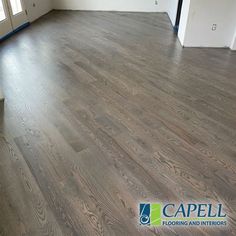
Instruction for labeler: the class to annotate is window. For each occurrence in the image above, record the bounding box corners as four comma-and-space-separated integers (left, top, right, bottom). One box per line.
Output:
0, 0, 6, 21
9, 0, 22, 15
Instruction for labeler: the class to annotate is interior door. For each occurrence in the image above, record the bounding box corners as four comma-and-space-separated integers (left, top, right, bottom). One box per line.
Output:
0, 0, 12, 38
7, 0, 28, 29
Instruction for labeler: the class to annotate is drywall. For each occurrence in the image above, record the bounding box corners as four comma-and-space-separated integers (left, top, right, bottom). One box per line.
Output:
167, 0, 179, 25
53, 0, 167, 12
231, 38, 236, 50
231, 31, 236, 50
230, 3, 236, 50
178, 0, 236, 48
24, 0, 52, 22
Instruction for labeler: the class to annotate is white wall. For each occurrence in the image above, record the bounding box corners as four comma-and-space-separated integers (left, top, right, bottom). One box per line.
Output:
24, 0, 52, 22
178, 0, 236, 48
231, 31, 236, 50
53, 0, 167, 12
230, 2, 236, 50
167, 0, 179, 25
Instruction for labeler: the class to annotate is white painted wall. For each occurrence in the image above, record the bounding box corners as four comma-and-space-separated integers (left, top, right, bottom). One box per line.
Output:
167, 0, 179, 25
24, 0, 52, 22
178, 0, 236, 49
52, 0, 167, 12
230, 2, 236, 50
231, 31, 236, 50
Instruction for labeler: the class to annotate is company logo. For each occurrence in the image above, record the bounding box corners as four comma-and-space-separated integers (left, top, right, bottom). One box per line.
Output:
139, 203, 227, 227
140, 203, 162, 226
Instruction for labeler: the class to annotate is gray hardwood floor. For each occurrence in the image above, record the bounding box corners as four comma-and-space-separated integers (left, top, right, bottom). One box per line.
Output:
0, 10, 236, 236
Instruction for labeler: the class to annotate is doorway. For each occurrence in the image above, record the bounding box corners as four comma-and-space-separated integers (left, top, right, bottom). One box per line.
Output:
174, 0, 183, 33
0, 0, 29, 40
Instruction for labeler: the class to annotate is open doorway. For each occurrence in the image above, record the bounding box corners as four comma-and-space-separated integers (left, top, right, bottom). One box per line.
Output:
174, 0, 183, 33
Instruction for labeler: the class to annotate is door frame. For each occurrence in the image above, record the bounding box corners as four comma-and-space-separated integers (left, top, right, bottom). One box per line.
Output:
174, 0, 183, 33
0, 0, 29, 41
7, 0, 28, 29
0, 0, 12, 38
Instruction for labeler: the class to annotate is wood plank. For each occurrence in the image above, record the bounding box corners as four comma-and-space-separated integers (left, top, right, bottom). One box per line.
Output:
0, 10, 235, 236
0, 136, 64, 236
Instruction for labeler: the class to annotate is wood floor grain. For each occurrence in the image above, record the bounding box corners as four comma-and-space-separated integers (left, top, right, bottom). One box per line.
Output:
0, 10, 236, 236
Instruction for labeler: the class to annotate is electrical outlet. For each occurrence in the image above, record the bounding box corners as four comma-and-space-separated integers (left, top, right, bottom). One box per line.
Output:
212, 24, 217, 31
155, 0, 158, 5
